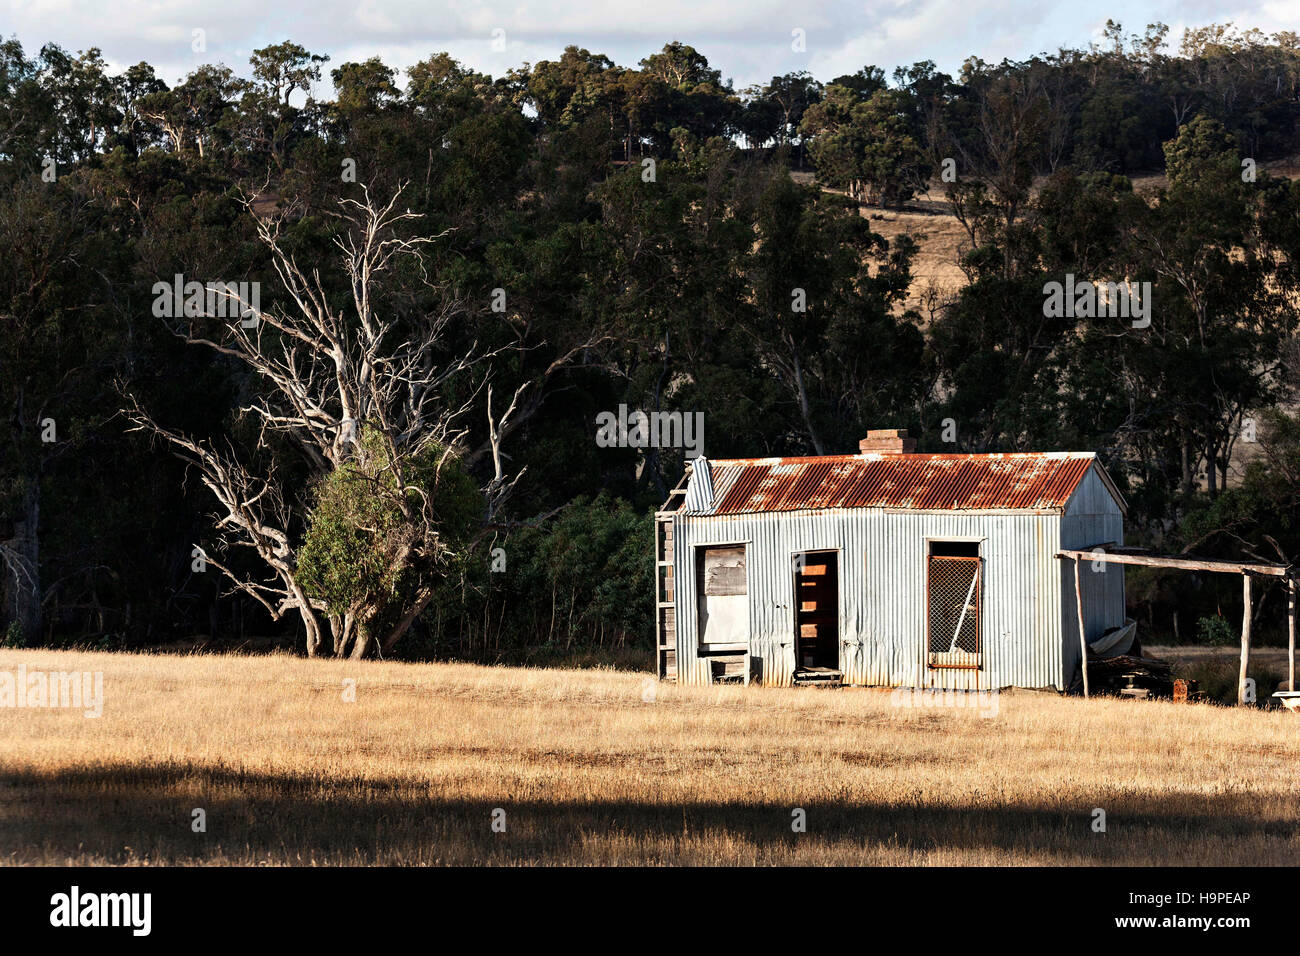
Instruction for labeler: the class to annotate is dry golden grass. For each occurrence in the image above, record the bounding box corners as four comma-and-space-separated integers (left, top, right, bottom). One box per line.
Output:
1, 647, 1297, 866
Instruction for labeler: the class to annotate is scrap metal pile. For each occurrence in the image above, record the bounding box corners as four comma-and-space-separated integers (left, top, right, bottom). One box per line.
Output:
1072, 619, 1202, 700
1083, 655, 1201, 701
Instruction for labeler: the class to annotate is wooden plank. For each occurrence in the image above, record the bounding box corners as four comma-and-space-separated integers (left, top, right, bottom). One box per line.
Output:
1074, 557, 1089, 699
1284, 580, 1294, 691
1056, 550, 1289, 577
1239, 574, 1252, 706
701, 546, 746, 595
704, 566, 745, 595
654, 518, 663, 680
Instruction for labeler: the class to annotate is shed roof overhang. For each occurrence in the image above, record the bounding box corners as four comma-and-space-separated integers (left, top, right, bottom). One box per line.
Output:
1056, 544, 1296, 707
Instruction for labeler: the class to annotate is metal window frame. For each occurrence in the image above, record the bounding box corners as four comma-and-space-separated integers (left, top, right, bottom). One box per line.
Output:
925, 549, 983, 670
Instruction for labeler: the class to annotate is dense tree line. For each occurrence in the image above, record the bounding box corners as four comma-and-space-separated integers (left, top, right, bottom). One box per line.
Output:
1, 23, 1299, 657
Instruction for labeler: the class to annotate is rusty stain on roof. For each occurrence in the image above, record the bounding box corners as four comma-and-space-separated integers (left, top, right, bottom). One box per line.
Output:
696, 452, 1101, 515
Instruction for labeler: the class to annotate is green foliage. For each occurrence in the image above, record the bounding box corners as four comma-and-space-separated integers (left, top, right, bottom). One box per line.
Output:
1074, 79, 1164, 172
1196, 615, 1235, 647
297, 430, 482, 618
420, 493, 654, 657
512, 492, 654, 642
2, 622, 24, 648
4, 27, 1300, 660
800, 85, 930, 206
1163, 114, 1242, 188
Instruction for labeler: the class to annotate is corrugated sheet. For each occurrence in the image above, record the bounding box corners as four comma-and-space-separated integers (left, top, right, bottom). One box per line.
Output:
667, 449, 1130, 692
1060, 468, 1128, 685
689, 452, 1098, 516
681, 456, 715, 513
673, 508, 1075, 690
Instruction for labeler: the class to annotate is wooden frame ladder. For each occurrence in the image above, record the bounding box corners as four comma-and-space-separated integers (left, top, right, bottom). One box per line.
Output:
654, 489, 684, 681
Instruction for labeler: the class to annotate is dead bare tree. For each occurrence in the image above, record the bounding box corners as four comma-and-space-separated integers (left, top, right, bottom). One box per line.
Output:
124, 182, 531, 658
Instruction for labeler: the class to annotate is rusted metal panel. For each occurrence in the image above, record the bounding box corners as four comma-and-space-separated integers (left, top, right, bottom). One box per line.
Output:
698, 453, 1098, 516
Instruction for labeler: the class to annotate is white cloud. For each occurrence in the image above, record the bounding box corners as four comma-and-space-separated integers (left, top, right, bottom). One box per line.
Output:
0, 0, 1290, 90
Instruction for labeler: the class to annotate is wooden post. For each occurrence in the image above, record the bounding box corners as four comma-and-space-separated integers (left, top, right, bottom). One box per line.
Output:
1289, 576, 1296, 693
1074, 557, 1089, 698
1239, 574, 1253, 706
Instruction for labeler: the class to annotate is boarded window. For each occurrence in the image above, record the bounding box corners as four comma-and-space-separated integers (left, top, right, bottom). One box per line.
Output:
927, 542, 981, 668
697, 546, 747, 652
701, 546, 746, 595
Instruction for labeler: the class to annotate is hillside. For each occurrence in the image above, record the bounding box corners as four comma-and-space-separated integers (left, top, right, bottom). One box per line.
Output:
849, 155, 1300, 316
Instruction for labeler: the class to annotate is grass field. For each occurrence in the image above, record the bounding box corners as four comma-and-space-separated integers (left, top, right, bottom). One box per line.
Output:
1, 647, 1297, 866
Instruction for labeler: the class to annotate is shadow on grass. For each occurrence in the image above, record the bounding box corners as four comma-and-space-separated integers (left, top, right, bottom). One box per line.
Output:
0, 763, 1292, 865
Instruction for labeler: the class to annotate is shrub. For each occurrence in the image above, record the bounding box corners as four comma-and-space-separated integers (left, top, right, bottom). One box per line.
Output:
297, 428, 484, 652
1196, 615, 1235, 647
419, 492, 654, 660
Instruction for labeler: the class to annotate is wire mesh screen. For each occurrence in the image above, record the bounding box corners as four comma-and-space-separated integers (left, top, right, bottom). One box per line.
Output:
928, 557, 981, 655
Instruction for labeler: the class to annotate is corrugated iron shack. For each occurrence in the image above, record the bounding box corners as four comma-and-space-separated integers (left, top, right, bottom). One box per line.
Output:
654, 430, 1127, 691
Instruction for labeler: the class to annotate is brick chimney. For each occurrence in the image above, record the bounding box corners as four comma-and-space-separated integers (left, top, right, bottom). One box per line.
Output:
859, 428, 917, 454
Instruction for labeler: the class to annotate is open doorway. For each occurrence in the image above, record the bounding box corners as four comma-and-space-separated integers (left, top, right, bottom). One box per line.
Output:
793, 551, 839, 671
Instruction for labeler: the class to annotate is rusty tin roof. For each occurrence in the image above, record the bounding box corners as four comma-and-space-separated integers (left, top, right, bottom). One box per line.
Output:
686, 452, 1118, 516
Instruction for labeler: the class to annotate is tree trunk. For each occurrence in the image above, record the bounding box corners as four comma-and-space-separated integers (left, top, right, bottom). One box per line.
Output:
789, 342, 825, 456
295, 594, 324, 657
330, 612, 357, 657
349, 627, 373, 660
1206, 440, 1218, 497
380, 589, 437, 657
3, 483, 42, 644
1238, 574, 1252, 706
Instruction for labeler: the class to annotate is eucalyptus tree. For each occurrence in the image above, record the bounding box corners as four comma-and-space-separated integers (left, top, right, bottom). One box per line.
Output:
126, 185, 527, 657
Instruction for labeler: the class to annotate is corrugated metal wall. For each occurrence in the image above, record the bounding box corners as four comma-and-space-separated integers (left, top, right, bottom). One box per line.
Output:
673, 507, 1070, 691
1059, 468, 1127, 684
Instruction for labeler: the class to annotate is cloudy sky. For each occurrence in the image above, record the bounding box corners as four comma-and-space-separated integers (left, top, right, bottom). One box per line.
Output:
0, 0, 1294, 91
